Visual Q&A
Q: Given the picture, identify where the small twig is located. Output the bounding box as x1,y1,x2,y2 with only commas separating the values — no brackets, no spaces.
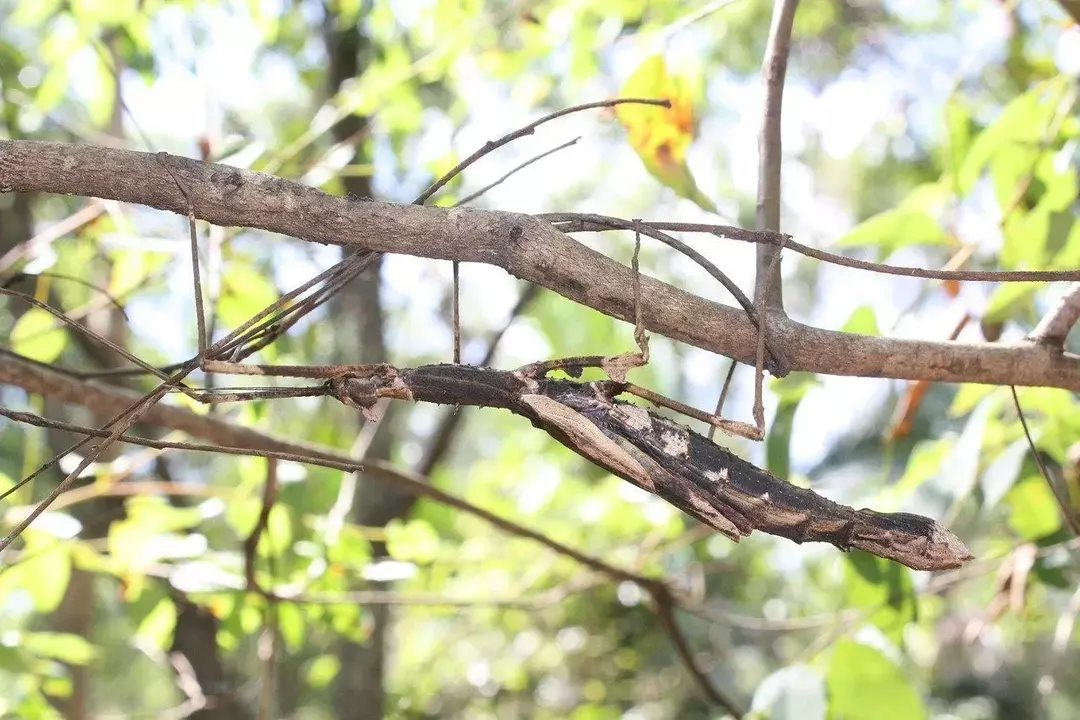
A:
413,98,670,205
756,0,799,311
707,360,739,442
631,222,648,357
752,233,787,434
0,287,195,396
648,583,744,716
0,200,105,274
158,152,207,357
244,458,279,593
1010,387,1080,535
452,260,461,364
544,217,1080,283
456,137,580,206
0,377,183,551
539,213,761,328
1029,282,1080,348
1,271,130,320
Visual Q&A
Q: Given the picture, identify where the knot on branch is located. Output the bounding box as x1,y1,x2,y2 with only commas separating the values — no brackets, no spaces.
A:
326,364,413,420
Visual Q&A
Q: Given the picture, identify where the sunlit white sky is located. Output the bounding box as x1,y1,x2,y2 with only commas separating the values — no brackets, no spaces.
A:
8,0,1080,482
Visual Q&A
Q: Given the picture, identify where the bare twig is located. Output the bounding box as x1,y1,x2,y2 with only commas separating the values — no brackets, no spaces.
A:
547,217,1080,283
1010,387,1080,535
0,200,104,274
158,153,208,356
456,137,580,206
413,98,670,205
1029,282,1080,348
650,583,744,717
756,0,800,311
707,360,739,442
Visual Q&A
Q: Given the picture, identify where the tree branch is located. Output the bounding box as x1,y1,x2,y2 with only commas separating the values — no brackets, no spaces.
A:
1029,282,1080,348
3,140,1080,389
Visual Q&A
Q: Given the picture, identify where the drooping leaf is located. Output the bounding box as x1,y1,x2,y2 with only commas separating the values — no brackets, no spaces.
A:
0,540,72,613
615,55,716,213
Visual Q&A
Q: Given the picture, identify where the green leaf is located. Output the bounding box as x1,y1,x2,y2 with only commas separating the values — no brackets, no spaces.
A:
70,0,139,25
943,398,994,503
10,307,68,363
385,518,440,564
1006,475,1062,540
766,373,819,479
840,305,880,335
218,259,280,331
135,598,177,651
957,76,1069,197
844,551,917,643
0,541,72,613
20,632,98,665
751,665,827,720
306,654,340,688
983,282,1040,324
834,183,950,257
278,602,305,652
942,96,973,188
826,639,925,720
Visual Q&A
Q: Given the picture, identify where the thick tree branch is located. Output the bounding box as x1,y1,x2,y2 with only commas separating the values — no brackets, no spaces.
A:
3,140,1080,389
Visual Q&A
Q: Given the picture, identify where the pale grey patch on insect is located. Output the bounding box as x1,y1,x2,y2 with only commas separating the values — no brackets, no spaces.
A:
612,403,652,432
704,467,729,484
659,427,690,459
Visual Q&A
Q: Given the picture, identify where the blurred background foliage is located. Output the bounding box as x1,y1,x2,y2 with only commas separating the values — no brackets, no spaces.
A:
1,0,1080,718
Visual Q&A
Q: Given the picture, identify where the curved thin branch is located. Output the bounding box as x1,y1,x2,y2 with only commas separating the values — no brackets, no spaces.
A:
3,140,1080,389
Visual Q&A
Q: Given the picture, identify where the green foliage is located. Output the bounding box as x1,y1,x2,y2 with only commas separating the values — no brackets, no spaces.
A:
2,1,1080,718
826,640,925,720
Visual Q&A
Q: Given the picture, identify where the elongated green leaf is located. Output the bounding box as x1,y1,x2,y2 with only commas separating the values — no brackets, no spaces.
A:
826,639,925,720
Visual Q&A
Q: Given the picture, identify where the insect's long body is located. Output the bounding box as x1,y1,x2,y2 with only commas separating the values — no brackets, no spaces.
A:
330,364,973,572
549,386,972,571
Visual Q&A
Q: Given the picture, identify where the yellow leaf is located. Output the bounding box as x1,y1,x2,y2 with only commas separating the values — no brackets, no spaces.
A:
616,55,715,213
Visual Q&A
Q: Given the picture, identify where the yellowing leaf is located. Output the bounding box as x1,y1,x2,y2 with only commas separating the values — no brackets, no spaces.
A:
10,307,68,363
616,55,716,213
